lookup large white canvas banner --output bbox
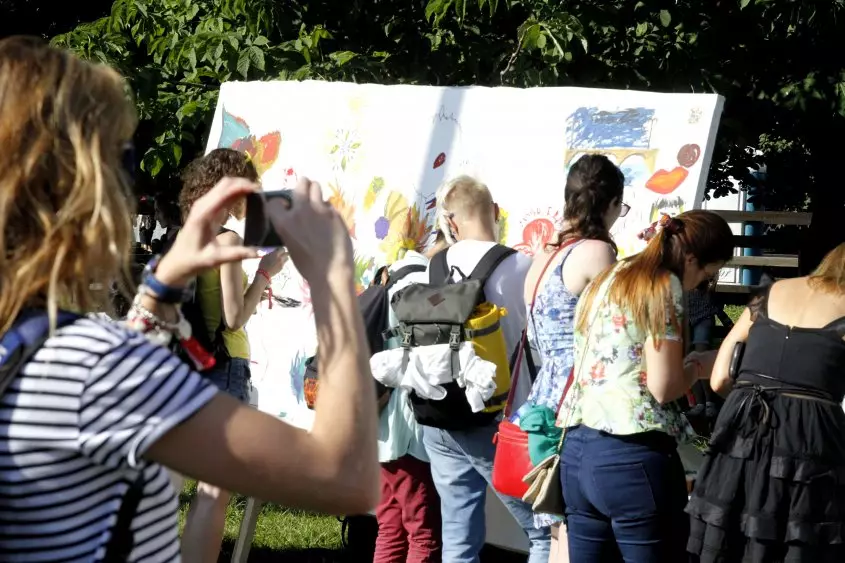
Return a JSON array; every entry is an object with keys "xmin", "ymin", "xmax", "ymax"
[{"xmin": 205, "ymin": 80, "xmax": 724, "ymax": 419}]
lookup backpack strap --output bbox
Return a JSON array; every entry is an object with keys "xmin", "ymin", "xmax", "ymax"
[
  {"xmin": 103, "ymin": 470, "xmax": 145, "ymax": 561},
  {"xmin": 468, "ymin": 245, "xmax": 517, "ymax": 285},
  {"xmin": 429, "ymin": 249, "xmax": 451, "ymax": 284},
  {"xmin": 0, "ymin": 311, "xmax": 146, "ymax": 559},
  {"xmin": 385, "ymin": 264, "xmax": 426, "ymax": 292},
  {"xmin": 0, "ymin": 310, "xmax": 80, "ymax": 398}
]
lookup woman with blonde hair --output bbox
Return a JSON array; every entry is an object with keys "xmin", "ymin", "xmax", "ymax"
[
  {"xmin": 687, "ymin": 241, "xmax": 845, "ymax": 562},
  {"xmin": 0, "ymin": 36, "xmax": 379, "ymax": 562},
  {"xmin": 558, "ymin": 210, "xmax": 734, "ymax": 562}
]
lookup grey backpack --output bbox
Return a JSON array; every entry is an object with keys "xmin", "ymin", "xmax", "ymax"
[{"xmin": 387, "ymin": 245, "xmax": 516, "ymax": 430}]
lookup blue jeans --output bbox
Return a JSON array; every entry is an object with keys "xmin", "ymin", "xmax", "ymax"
[
  {"xmin": 422, "ymin": 423, "xmax": 551, "ymax": 563},
  {"xmin": 561, "ymin": 426, "xmax": 688, "ymax": 562},
  {"xmin": 690, "ymin": 317, "xmax": 714, "ymax": 347},
  {"xmin": 204, "ymin": 357, "xmax": 251, "ymax": 403}
]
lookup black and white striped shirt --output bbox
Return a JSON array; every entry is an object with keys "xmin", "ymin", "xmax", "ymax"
[{"xmin": 0, "ymin": 317, "xmax": 218, "ymax": 562}]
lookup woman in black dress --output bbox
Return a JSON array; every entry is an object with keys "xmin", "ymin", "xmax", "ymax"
[{"xmin": 687, "ymin": 242, "xmax": 845, "ymax": 562}]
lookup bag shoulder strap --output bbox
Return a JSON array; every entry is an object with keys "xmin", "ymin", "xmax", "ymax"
[
  {"xmin": 385, "ymin": 264, "xmax": 426, "ymax": 292},
  {"xmin": 429, "ymin": 249, "xmax": 450, "ymax": 284},
  {"xmin": 0, "ymin": 310, "xmax": 80, "ymax": 398},
  {"xmin": 103, "ymin": 471, "xmax": 145, "ymax": 561},
  {"xmin": 0, "ymin": 310, "xmax": 145, "ymax": 560},
  {"xmin": 469, "ymin": 244, "xmax": 516, "ymax": 286}
]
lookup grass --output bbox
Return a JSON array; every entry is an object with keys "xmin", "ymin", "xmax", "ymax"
[
  {"xmin": 722, "ymin": 305, "xmax": 744, "ymax": 324},
  {"xmin": 178, "ymin": 481, "xmax": 344, "ymax": 562},
  {"xmin": 178, "ymin": 481, "xmax": 523, "ymax": 563}
]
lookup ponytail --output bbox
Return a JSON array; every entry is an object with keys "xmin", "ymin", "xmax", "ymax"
[
  {"xmin": 575, "ymin": 214, "xmax": 682, "ymax": 343},
  {"xmin": 551, "ymin": 154, "xmax": 623, "ymax": 254}
]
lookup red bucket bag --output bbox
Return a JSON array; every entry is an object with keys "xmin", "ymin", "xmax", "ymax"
[{"xmin": 491, "ymin": 239, "xmax": 578, "ymax": 499}]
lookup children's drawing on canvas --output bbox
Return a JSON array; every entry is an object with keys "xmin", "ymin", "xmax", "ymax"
[
  {"xmin": 564, "ymin": 106, "xmax": 664, "ymax": 256},
  {"xmin": 329, "ymin": 128, "xmax": 362, "ymax": 173},
  {"xmin": 210, "ymin": 81, "xmax": 724, "ymax": 419},
  {"xmin": 217, "ymin": 107, "xmax": 281, "ymax": 175},
  {"xmin": 512, "ymin": 207, "xmax": 564, "ymax": 257}
]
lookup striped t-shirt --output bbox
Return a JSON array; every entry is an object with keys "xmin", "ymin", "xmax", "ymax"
[{"xmin": 0, "ymin": 316, "xmax": 218, "ymax": 562}]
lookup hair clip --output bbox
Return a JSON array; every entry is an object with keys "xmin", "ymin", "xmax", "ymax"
[{"xmin": 638, "ymin": 214, "xmax": 680, "ymax": 242}]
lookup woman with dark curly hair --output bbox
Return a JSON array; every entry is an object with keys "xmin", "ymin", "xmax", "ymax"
[{"xmin": 177, "ymin": 148, "xmax": 287, "ymax": 562}]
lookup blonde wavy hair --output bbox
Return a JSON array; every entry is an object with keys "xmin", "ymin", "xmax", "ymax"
[
  {"xmin": 809, "ymin": 242, "xmax": 845, "ymax": 294},
  {"xmin": 0, "ymin": 36, "xmax": 137, "ymax": 333}
]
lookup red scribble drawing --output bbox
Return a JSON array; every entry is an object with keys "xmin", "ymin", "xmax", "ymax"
[
  {"xmin": 283, "ymin": 168, "xmax": 298, "ymax": 189},
  {"xmin": 433, "ymin": 152, "xmax": 446, "ymax": 169},
  {"xmin": 645, "ymin": 166, "xmax": 689, "ymax": 195},
  {"xmin": 298, "ymin": 277, "xmax": 313, "ymax": 316},
  {"xmin": 677, "ymin": 144, "xmax": 701, "ymax": 168}
]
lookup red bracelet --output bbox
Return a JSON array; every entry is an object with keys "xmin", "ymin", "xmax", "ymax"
[{"xmin": 257, "ymin": 269, "xmax": 273, "ymax": 309}]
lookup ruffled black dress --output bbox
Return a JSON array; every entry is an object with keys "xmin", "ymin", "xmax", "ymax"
[{"xmin": 687, "ymin": 288, "xmax": 845, "ymax": 562}]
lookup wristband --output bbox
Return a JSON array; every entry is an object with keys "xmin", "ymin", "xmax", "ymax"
[
  {"xmin": 141, "ymin": 255, "xmax": 194, "ymax": 304},
  {"xmin": 257, "ymin": 269, "xmax": 273, "ymax": 309},
  {"xmin": 257, "ymin": 269, "xmax": 272, "ymax": 284}
]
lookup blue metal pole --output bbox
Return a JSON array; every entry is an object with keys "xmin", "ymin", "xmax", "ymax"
[{"xmin": 741, "ymin": 172, "xmax": 764, "ymax": 286}]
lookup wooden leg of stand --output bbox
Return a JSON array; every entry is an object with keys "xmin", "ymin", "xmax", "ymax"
[{"xmin": 231, "ymin": 498, "xmax": 263, "ymax": 563}]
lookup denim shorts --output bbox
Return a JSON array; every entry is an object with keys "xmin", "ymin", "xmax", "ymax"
[
  {"xmin": 690, "ymin": 317, "xmax": 714, "ymax": 346},
  {"xmin": 205, "ymin": 357, "xmax": 251, "ymax": 403}
]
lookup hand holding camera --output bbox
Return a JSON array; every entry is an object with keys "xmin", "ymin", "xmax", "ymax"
[{"xmin": 157, "ymin": 176, "xmax": 352, "ymax": 290}]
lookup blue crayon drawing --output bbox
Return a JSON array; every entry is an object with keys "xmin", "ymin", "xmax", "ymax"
[
  {"xmin": 218, "ymin": 107, "xmax": 251, "ymax": 148},
  {"xmin": 566, "ymin": 107, "xmax": 655, "ymax": 149},
  {"xmin": 288, "ymin": 350, "xmax": 308, "ymax": 404}
]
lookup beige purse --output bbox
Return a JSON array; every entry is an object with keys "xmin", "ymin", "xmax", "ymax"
[{"xmin": 521, "ymin": 290, "xmax": 603, "ymax": 517}]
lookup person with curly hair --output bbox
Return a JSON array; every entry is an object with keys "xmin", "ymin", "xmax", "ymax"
[{"xmin": 177, "ymin": 148, "xmax": 287, "ymax": 562}]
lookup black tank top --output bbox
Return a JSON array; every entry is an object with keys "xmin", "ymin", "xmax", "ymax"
[{"xmin": 739, "ymin": 285, "xmax": 845, "ymax": 402}]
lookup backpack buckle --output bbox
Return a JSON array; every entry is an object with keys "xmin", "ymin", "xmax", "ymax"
[
  {"xmin": 449, "ymin": 325, "xmax": 461, "ymax": 350},
  {"xmin": 400, "ymin": 325, "xmax": 413, "ymax": 348}
]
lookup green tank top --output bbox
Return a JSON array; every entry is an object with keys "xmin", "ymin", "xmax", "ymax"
[{"xmin": 196, "ymin": 268, "xmax": 250, "ymax": 360}]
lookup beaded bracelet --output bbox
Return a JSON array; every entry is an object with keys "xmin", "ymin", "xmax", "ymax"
[
  {"xmin": 125, "ymin": 294, "xmax": 217, "ymax": 371},
  {"xmin": 126, "ymin": 295, "xmax": 182, "ymax": 347}
]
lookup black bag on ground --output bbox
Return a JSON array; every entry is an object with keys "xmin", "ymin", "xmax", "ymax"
[
  {"xmin": 389, "ymin": 245, "xmax": 516, "ymax": 430},
  {"xmin": 338, "ymin": 515, "xmax": 378, "ymax": 561},
  {"xmin": 303, "ymin": 263, "xmax": 426, "ymax": 409}
]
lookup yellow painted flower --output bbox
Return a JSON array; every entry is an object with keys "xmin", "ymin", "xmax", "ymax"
[
  {"xmin": 497, "ymin": 207, "xmax": 510, "ymax": 245},
  {"xmin": 377, "ymin": 191, "xmax": 432, "ymax": 264},
  {"xmin": 327, "ymin": 182, "xmax": 356, "ymax": 238}
]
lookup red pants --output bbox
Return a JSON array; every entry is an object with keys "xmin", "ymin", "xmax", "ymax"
[{"xmin": 374, "ymin": 455, "xmax": 442, "ymax": 563}]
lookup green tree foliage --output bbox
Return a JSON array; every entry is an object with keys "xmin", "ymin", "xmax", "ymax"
[{"xmin": 54, "ymin": 0, "xmax": 845, "ymax": 266}]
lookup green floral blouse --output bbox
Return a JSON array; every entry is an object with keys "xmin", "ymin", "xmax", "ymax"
[{"xmin": 557, "ymin": 262, "xmax": 695, "ymax": 442}]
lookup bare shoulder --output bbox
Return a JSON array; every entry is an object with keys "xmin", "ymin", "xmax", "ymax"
[
  {"xmin": 570, "ymin": 239, "xmax": 616, "ymax": 263},
  {"xmin": 217, "ymin": 229, "xmax": 244, "ymax": 246}
]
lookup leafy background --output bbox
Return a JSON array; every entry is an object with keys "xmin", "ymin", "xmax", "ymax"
[{"xmin": 2, "ymin": 0, "xmax": 843, "ymax": 268}]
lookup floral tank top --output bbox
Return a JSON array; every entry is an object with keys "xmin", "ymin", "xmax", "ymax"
[{"xmin": 557, "ymin": 262, "xmax": 695, "ymax": 442}]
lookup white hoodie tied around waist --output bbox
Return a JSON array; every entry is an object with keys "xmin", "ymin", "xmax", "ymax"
[{"xmin": 370, "ymin": 342, "xmax": 498, "ymax": 412}]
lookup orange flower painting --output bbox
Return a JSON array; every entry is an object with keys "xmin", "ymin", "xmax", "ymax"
[
  {"xmin": 513, "ymin": 218, "xmax": 557, "ymax": 257},
  {"xmin": 327, "ymin": 182, "xmax": 356, "ymax": 238}
]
